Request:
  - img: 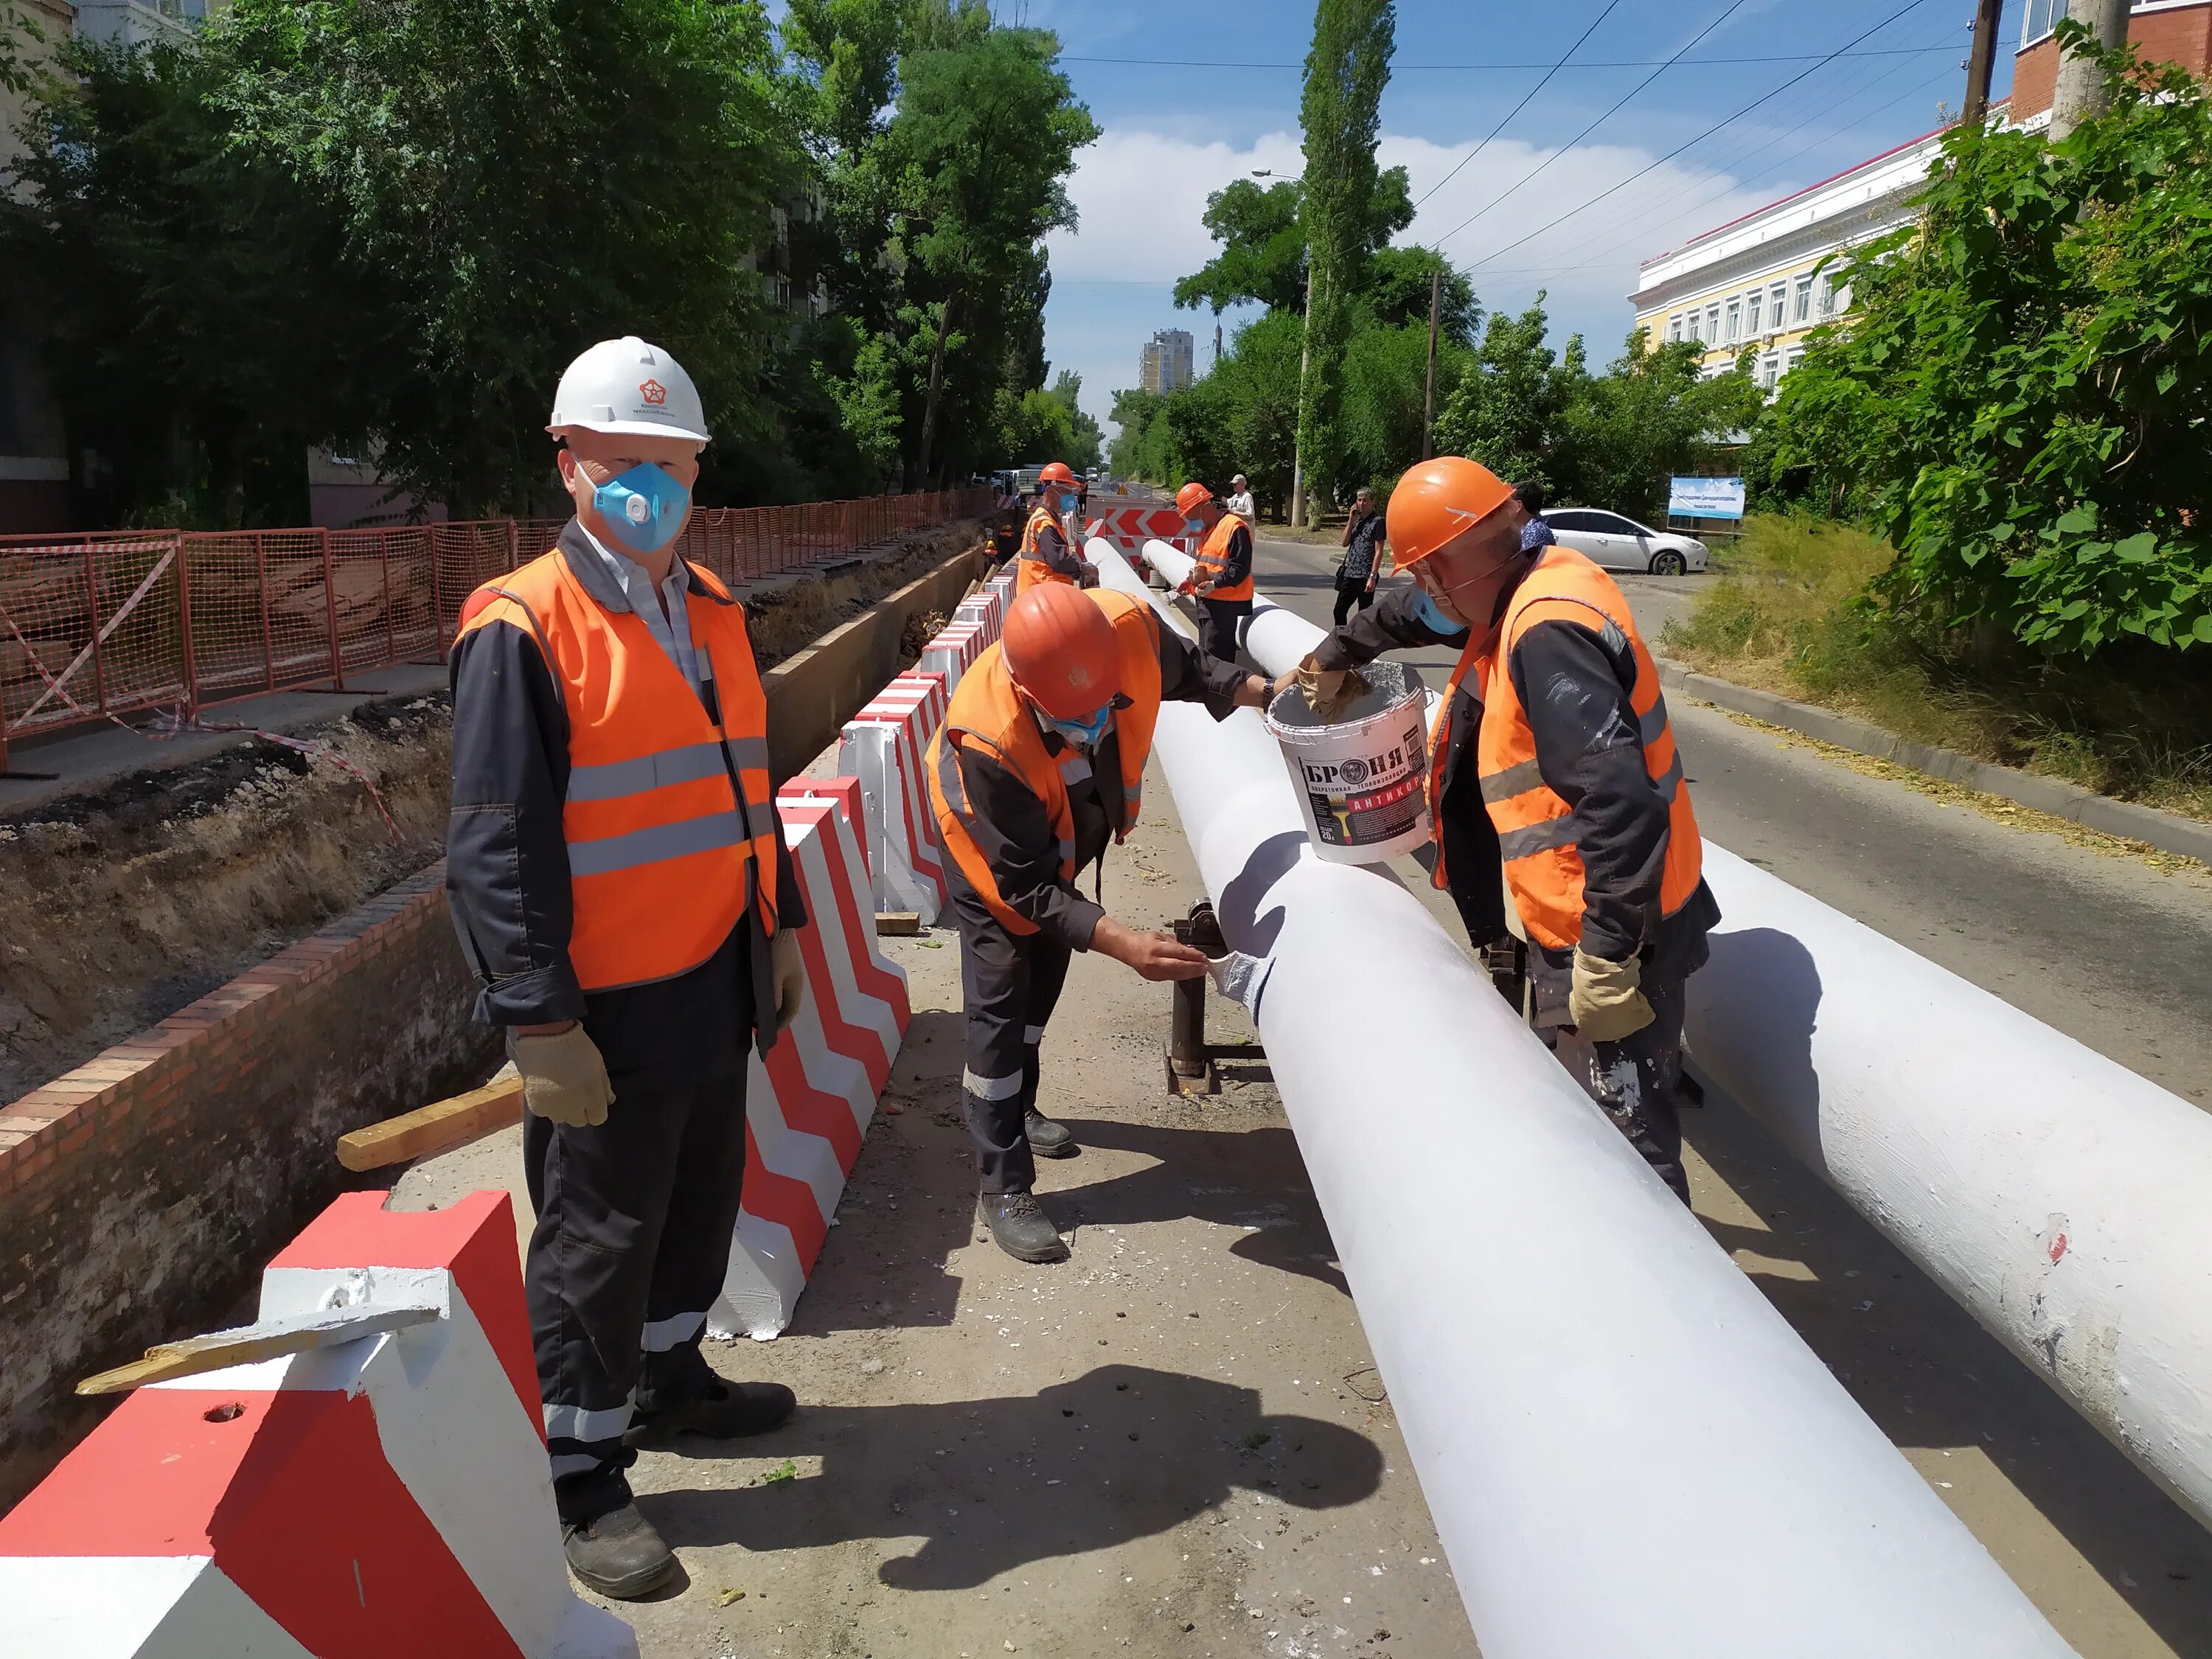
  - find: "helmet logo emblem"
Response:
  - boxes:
[639,379,667,406]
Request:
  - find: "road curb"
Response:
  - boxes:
[1656,658,2212,868]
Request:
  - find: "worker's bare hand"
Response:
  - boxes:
[1233,673,1271,709]
[1092,917,1210,981]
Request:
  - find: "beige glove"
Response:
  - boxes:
[510,1024,613,1128]
[1295,658,1369,723]
[1568,948,1655,1043]
[762,927,809,1042]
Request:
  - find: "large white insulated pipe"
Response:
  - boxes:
[1146,535,2212,1531]
[1091,537,2073,1659]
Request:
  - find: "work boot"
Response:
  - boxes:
[1024,1109,1077,1158]
[979,1189,1068,1263]
[562,1503,675,1599]
[625,1379,796,1449]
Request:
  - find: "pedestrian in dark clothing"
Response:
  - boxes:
[1514,481,1556,552]
[1336,487,1385,626]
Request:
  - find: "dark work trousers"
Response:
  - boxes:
[1197,597,1252,664]
[1332,575,1377,627]
[1529,940,1705,1205]
[524,1063,749,1525]
[953,894,1074,1195]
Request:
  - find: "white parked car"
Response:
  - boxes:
[1540,507,1708,576]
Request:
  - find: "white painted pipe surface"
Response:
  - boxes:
[1164,537,2212,1532]
[1687,844,2212,1526]
[1091,538,2073,1659]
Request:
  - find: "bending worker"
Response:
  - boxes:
[1174,480,1254,664]
[1281,456,1718,1203]
[929,582,1271,1262]
[1015,460,1093,594]
[447,337,808,1599]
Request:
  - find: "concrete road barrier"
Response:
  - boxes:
[1093,537,2074,1659]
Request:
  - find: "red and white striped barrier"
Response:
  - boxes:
[840,681,950,922]
[0,1191,638,1659]
[713,790,912,1340]
[1087,505,1193,563]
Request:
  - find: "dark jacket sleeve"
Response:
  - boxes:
[1312,581,1467,670]
[1507,618,1670,962]
[1216,524,1253,588]
[945,742,1105,951]
[1152,611,1248,720]
[446,618,584,1026]
[1036,521,1083,580]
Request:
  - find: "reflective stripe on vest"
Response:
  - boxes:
[1193,515,1253,602]
[1015,506,1075,596]
[1428,545,1703,952]
[927,591,1163,935]
[455,550,779,992]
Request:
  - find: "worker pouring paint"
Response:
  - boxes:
[1014,460,1093,594]
[928,582,1272,1262]
[445,337,807,1599]
[1278,456,1719,1203]
[1173,480,1255,664]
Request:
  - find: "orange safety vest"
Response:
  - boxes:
[926,589,1162,935]
[1427,546,1702,953]
[1193,514,1253,602]
[1015,505,1075,596]
[454,549,780,992]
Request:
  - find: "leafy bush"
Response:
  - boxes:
[1754,22,2212,657]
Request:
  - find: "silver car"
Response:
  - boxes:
[1540,508,1708,575]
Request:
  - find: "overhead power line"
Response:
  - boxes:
[1425,0,1759,248]
[1456,0,1943,271]
[1411,0,1626,213]
[1059,45,1963,72]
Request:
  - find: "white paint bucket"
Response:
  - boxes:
[1264,661,1432,863]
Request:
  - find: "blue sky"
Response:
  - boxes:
[1020,0,2018,437]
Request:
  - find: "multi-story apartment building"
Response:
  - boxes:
[1138,329,1195,396]
[1632,1,2212,394]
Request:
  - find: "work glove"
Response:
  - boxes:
[509,1024,613,1129]
[762,928,809,1043]
[1568,948,1655,1043]
[1295,657,1368,723]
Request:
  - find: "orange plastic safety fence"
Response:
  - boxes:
[0,490,989,769]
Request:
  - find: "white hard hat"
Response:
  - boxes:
[546,335,711,443]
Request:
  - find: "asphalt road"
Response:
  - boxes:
[1251,532,2212,1107]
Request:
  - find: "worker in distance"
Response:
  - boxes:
[1172,479,1256,664]
[446,338,807,1599]
[1014,459,1096,594]
[928,581,1272,1262]
[1281,456,1719,1202]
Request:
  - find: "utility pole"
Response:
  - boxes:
[1290,267,1312,529]
[2050,0,2132,140]
[1421,268,1441,461]
[1214,320,1222,369]
[1961,0,2005,127]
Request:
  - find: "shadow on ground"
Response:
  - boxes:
[641,1363,1382,1590]
[1686,1094,2212,1657]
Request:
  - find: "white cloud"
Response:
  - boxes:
[1044,125,1804,434]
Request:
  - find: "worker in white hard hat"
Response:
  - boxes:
[445,336,810,1599]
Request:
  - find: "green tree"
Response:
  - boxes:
[879,18,1098,482]
[1755,22,2212,655]
[1294,0,1397,521]
[1174,178,1307,316]
[1432,300,1581,490]
[1107,387,1170,481]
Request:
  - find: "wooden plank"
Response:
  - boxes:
[77,1304,440,1395]
[336,1071,523,1172]
[874,911,922,936]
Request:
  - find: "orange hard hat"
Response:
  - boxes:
[1002,584,1117,720]
[1174,481,1213,516]
[1386,456,1516,568]
[1038,461,1079,487]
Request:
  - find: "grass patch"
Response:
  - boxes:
[1662,514,2212,825]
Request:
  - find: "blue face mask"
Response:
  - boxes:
[1411,587,1471,637]
[1183,518,1204,536]
[1054,490,1079,517]
[1043,703,1113,750]
[589,462,690,554]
